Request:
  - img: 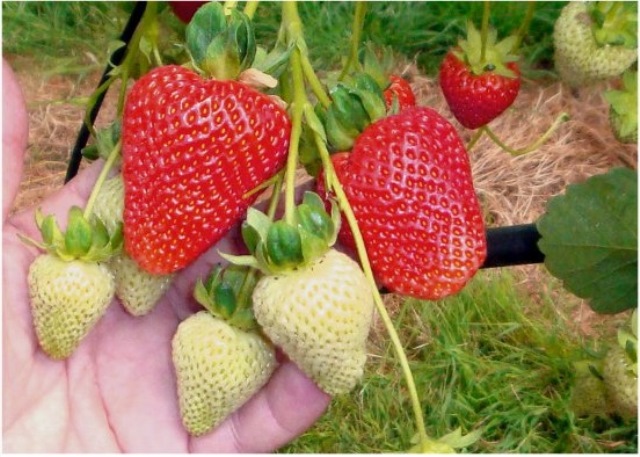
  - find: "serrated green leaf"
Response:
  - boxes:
[537,168,637,314]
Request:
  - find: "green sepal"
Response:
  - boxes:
[193,264,259,331]
[82,120,121,162]
[25,206,122,262]
[295,191,337,245]
[186,2,256,80]
[241,207,272,255]
[324,74,386,151]
[223,192,339,275]
[265,221,304,269]
[65,207,93,257]
[358,41,395,89]
[456,20,519,78]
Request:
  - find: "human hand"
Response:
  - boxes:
[2,59,330,453]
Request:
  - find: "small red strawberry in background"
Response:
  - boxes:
[168,1,208,23]
[384,74,416,112]
[439,21,520,129]
[318,106,487,300]
[359,42,417,113]
[122,3,291,274]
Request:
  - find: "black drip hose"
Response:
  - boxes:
[64,3,546,269]
[64,1,148,183]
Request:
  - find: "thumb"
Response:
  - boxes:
[2,59,29,223]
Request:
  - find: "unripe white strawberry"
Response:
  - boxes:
[28,254,115,359]
[172,311,276,436]
[252,249,374,395]
[553,2,637,88]
[110,253,173,316]
[93,173,125,234]
[93,174,172,316]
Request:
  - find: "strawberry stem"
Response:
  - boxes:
[482,112,569,156]
[511,1,536,53]
[480,1,491,63]
[311,126,433,451]
[338,1,368,81]
[466,128,485,152]
[83,140,122,220]
[282,2,307,225]
[243,1,259,19]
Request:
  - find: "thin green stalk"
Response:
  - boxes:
[301,55,332,108]
[312,132,433,450]
[467,128,485,151]
[512,1,536,53]
[483,112,569,156]
[480,1,491,63]
[282,2,307,224]
[83,140,121,218]
[338,1,367,81]
[243,0,259,19]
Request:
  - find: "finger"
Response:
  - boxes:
[190,361,330,453]
[2,59,29,223]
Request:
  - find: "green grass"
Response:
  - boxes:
[282,270,638,453]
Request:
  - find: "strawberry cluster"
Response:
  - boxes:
[33,1,637,448]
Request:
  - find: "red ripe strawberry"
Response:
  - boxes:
[318,106,487,300]
[122,65,291,274]
[439,21,521,130]
[384,75,416,112]
[440,51,520,130]
[168,1,208,23]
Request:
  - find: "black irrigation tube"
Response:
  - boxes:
[64,1,148,184]
[65,3,546,269]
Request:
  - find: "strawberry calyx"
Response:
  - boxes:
[455,20,519,78]
[321,72,386,151]
[185,1,256,80]
[588,1,637,49]
[222,192,341,275]
[358,42,399,90]
[20,206,123,263]
[193,265,259,331]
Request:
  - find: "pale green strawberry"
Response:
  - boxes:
[253,248,373,395]
[28,254,115,359]
[21,206,121,359]
[553,2,637,88]
[172,311,276,436]
[603,316,638,421]
[224,193,374,395]
[92,173,125,234]
[603,345,638,420]
[569,360,611,417]
[93,173,173,316]
[110,254,173,316]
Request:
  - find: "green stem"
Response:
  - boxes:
[312,131,432,450]
[243,0,259,19]
[483,112,569,156]
[338,1,367,81]
[512,1,535,53]
[282,2,307,225]
[301,55,332,108]
[83,140,122,219]
[466,128,485,151]
[480,0,491,63]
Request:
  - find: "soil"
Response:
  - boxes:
[6,55,636,340]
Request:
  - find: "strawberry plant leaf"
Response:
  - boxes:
[537,167,637,314]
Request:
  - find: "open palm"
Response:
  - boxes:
[2,60,329,453]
